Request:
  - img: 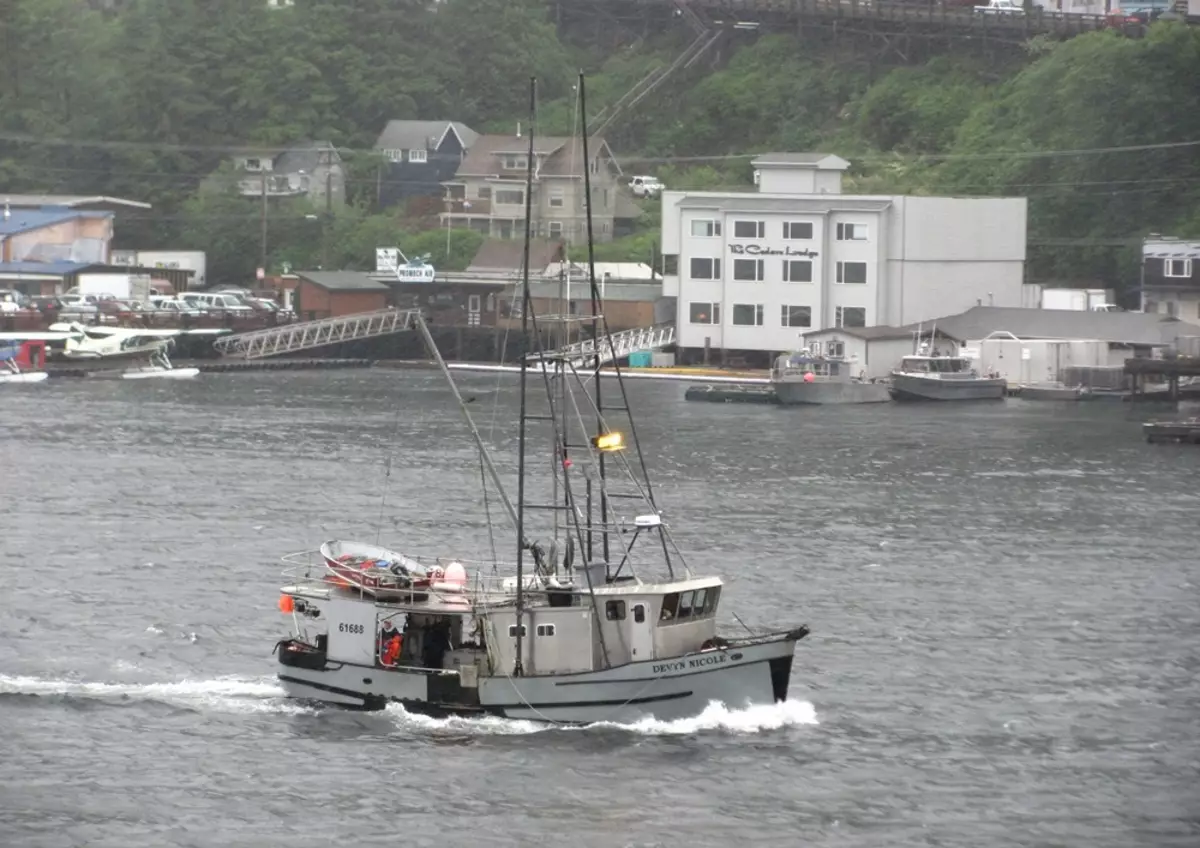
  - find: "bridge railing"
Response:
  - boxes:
[213,308,420,359]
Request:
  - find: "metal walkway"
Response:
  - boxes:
[532,323,677,370]
[212,308,419,359]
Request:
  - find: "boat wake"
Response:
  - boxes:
[386,698,819,736]
[0,674,311,715]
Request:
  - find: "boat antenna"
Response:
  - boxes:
[512,75,538,678]
[578,71,668,573]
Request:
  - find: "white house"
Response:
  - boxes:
[660,152,1028,363]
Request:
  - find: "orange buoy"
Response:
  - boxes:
[278,594,295,613]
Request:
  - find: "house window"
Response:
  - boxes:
[732,304,764,326]
[242,158,264,171]
[688,302,720,324]
[836,223,869,241]
[836,261,867,284]
[690,258,719,280]
[662,254,679,276]
[477,186,491,200]
[495,189,524,206]
[732,220,764,239]
[781,305,812,328]
[467,294,481,313]
[549,189,564,208]
[408,148,427,163]
[783,260,813,283]
[605,600,626,621]
[733,258,764,282]
[502,155,527,170]
[548,221,563,237]
[690,219,721,238]
[535,624,556,637]
[1165,258,1192,278]
[836,306,866,328]
[507,624,527,637]
[382,149,403,163]
[827,340,846,357]
[784,221,813,240]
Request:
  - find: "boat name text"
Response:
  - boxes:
[652,653,731,675]
[729,245,818,258]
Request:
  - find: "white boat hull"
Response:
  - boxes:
[277,630,803,724]
[0,371,48,384]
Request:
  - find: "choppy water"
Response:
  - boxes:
[2,372,1198,848]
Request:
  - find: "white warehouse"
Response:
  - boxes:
[660,153,1028,363]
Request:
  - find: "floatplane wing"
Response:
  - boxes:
[0,330,83,341]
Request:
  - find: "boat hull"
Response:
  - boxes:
[889,373,1007,401]
[1019,384,1090,401]
[276,629,804,724]
[0,371,48,384]
[773,379,891,405]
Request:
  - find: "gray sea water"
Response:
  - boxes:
[1,371,1198,848]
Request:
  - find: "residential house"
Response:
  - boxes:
[801,306,1200,382]
[1140,237,1200,321]
[224,141,345,209]
[442,132,633,244]
[663,152,1027,362]
[374,120,478,208]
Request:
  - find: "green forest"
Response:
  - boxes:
[1,0,1198,293]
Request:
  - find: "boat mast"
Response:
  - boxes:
[513,76,538,677]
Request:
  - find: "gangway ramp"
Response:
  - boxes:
[532,323,676,370]
[212,308,419,359]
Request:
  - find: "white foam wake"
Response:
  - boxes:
[385,698,818,736]
[0,674,310,715]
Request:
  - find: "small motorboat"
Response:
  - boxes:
[319,540,437,598]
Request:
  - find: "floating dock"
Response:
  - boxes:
[684,384,779,404]
[43,358,374,378]
[1144,419,1200,445]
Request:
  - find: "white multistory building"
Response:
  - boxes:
[660,153,1028,361]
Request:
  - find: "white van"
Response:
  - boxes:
[180,292,255,314]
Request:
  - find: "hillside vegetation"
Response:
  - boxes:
[1,0,1197,291]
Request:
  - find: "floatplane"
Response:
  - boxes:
[0,323,227,379]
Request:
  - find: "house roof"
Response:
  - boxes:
[0,260,98,277]
[521,281,665,303]
[297,271,389,291]
[274,141,339,175]
[0,207,110,237]
[452,134,621,180]
[466,239,564,274]
[803,325,935,342]
[1,194,151,210]
[919,306,1200,346]
[375,120,479,152]
[1143,238,1200,259]
[543,261,656,281]
[751,153,851,170]
[673,194,893,213]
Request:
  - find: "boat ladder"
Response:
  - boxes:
[212,309,420,359]
[531,323,676,370]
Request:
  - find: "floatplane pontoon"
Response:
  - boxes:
[272,75,809,725]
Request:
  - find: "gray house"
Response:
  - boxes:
[374,120,479,208]
[223,141,345,209]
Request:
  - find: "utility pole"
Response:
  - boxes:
[259,171,268,275]
[323,167,332,270]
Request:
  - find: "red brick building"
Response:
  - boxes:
[294,271,390,319]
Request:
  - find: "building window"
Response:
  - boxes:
[836,307,866,328]
[732,220,765,239]
[548,221,563,237]
[688,302,720,324]
[783,221,813,240]
[468,294,481,313]
[242,158,264,171]
[836,223,869,241]
[836,261,867,284]
[690,258,720,280]
[732,304,764,326]
[662,254,679,275]
[382,149,403,163]
[507,624,527,637]
[535,624,556,637]
[826,340,845,357]
[690,219,721,238]
[605,600,626,621]
[783,260,813,283]
[781,305,812,328]
[549,189,564,208]
[733,258,764,282]
[502,155,527,170]
[477,186,491,200]
[495,189,523,206]
[408,148,427,163]
[1164,258,1192,278]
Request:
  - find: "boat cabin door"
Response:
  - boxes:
[629,602,653,661]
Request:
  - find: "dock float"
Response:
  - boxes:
[685,384,779,404]
[198,358,374,373]
[1144,419,1200,444]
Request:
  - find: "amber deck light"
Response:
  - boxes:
[592,431,625,452]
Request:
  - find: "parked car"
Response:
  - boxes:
[628,175,665,199]
[974,0,1024,13]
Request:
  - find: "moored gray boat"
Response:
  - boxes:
[889,348,1006,402]
[771,351,890,405]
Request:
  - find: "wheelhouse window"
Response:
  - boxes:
[633,604,646,623]
[690,258,720,280]
[688,302,720,325]
[507,624,527,637]
[658,587,721,624]
[783,221,813,240]
[605,600,627,621]
[535,624,556,637]
[690,219,721,238]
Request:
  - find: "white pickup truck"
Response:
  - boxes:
[628,175,665,199]
[974,0,1025,13]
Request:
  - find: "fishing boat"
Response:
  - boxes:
[771,349,890,405]
[889,335,1006,402]
[271,76,809,724]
